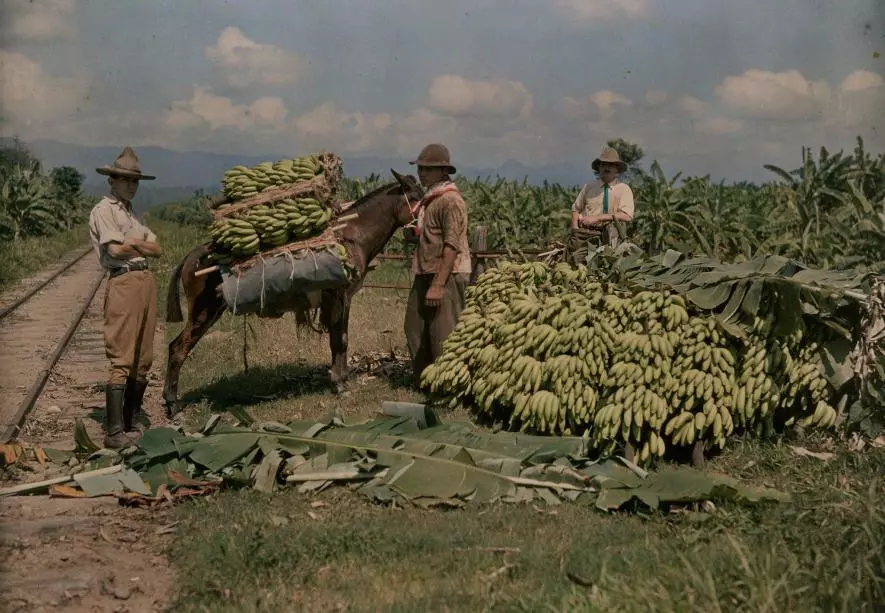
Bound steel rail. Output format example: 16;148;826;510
2;269;105;443
0;246;93;320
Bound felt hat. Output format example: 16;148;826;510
95;146;156;180
409;143;456;174
591;147;628;173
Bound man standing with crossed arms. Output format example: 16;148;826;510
89;147;163;448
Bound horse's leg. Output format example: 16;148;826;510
163;290;226;417
324;291;352;393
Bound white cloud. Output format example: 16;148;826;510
553;0;650;22
643;90;670;107
2;0;76;41
695;117;744;135
678;95;707;117
834;71;884;129
165;86;288;131
715;69;832;121
293;102;392;152
205;27;305;88
0;51;87;130
839;69;884;93
563;90;633;121
427;74;534;119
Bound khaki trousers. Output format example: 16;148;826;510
404;273;468;384
103;270;157;385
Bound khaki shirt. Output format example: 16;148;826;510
412;184;472;276
571;179;635;220
88;195;156;271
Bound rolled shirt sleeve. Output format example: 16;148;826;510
571;185;587;213
618;185;635;220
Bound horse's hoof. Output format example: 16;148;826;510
331;380;350;395
164;400;184;420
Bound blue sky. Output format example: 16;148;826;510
1;0;882;182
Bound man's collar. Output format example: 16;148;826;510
599;178;620;187
425;178;454;192
107;194;132;210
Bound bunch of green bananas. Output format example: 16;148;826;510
208;218;260;258
222;156;321;200
208;196;334;257
420;261;840;466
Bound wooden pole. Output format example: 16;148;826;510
194;265;219;278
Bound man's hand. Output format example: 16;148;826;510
124;236;163;258
582;213;614;227
425;283;445;307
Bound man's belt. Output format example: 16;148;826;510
108;261;150;278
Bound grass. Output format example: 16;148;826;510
148;220;885;612
0;225;90;291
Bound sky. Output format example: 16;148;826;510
1;0;883;183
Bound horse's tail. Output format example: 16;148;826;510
165;256;185;323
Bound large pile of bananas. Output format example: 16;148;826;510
222;156;323;200
420;261;839;464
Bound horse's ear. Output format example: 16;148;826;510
390;168;409;189
391;168;423;198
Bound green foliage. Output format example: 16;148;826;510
145;190;213;227
0;141;94;242
388;136;883;274
50;165;85;204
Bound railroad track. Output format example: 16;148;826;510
0;247;106;442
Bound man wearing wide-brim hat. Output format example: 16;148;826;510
89;146;163;448
402;143;472;389
571;146;635;247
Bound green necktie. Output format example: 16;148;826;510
602;184;609;215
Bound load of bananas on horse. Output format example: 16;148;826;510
420;248;883;466
221;155;325;201
205;152;344;264
207;197;334;261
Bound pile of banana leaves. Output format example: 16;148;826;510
8;403;789;510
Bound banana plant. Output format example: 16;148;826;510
0;160;61;241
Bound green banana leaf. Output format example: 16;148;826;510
123;404;789;511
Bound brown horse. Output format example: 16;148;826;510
162;171;424;417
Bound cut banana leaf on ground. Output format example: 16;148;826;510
121;404;789;511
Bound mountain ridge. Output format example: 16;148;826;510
25;139;592;193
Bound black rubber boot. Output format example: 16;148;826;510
104;384;131;449
124;378;150;433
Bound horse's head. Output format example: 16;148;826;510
390;169;424;227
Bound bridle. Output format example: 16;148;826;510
402;185;424;229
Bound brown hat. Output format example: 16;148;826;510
591;147;627;173
409;143;456;174
96;146;156;180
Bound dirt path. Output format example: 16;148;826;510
1;249;178;613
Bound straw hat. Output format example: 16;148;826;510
409;143;456;174
96;146;156;180
591;147;628;173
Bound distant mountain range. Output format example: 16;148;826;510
25;139;594;212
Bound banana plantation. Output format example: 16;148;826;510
0;138;92;242
341;138;885;274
